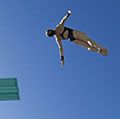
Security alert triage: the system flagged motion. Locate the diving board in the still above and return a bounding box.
[0,78,20,100]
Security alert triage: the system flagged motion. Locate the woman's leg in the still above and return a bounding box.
[73,30,108,55]
[73,38,107,55]
[87,38,108,56]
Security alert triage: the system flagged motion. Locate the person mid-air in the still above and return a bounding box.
[46,10,108,65]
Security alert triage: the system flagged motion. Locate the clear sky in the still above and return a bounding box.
[0,0,120,119]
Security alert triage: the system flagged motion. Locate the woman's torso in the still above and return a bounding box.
[56,24,89,41]
[56,25,76,41]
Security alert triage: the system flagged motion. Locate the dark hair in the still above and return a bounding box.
[46,29,55,37]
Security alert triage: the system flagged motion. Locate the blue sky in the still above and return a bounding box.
[0,0,120,119]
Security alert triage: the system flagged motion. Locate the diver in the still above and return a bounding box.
[46,10,108,65]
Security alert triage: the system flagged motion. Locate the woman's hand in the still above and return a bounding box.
[60,56,64,65]
[67,10,72,16]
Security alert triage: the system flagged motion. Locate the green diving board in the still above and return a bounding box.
[0,78,20,100]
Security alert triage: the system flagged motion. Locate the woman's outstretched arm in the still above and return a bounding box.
[55,35,64,65]
[59,10,72,26]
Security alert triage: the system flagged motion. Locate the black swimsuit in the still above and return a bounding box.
[60,27,76,41]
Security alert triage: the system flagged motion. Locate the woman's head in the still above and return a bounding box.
[46,29,55,37]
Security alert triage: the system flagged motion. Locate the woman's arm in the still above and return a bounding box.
[55,35,64,65]
[59,10,72,26]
